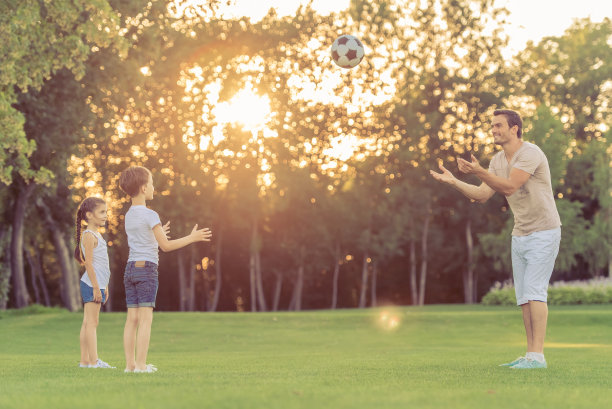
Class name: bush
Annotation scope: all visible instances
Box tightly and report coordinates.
[481,277,612,306]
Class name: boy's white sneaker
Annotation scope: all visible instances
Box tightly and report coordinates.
[133,364,157,373]
[91,359,116,369]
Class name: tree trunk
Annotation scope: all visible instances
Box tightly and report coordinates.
[358,252,369,308]
[26,248,41,304]
[30,244,50,307]
[288,263,304,311]
[288,247,305,311]
[272,272,282,312]
[371,260,378,308]
[210,227,223,312]
[10,183,35,308]
[463,219,476,304]
[409,238,418,305]
[0,227,11,310]
[177,250,187,311]
[188,245,196,311]
[249,251,257,312]
[39,201,80,311]
[418,209,431,306]
[330,242,341,309]
[255,239,267,311]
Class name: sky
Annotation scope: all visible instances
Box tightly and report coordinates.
[216,0,611,56]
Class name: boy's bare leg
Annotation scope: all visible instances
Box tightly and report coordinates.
[135,307,154,370]
[124,308,139,371]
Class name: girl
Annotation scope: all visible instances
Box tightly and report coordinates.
[74,197,115,369]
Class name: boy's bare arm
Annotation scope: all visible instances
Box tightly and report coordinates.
[153,224,211,252]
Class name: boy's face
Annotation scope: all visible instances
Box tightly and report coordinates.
[143,173,154,200]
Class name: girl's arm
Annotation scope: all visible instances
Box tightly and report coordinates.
[81,232,102,303]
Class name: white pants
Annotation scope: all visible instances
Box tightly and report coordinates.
[511,227,561,305]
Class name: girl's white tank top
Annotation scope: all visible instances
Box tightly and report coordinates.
[80,230,111,288]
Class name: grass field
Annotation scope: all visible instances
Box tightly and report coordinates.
[1,304,612,409]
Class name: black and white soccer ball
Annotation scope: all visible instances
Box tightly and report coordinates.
[330,35,365,69]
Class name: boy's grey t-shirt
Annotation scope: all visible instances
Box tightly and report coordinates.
[488,141,561,237]
[125,205,162,264]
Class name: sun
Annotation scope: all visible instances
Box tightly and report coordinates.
[211,84,275,138]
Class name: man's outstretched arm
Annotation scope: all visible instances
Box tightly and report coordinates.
[430,162,495,203]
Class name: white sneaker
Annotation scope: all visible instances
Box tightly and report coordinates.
[78,363,91,368]
[133,364,158,373]
[91,359,116,369]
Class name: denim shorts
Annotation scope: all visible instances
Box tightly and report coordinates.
[512,227,561,305]
[80,280,107,304]
[124,261,159,308]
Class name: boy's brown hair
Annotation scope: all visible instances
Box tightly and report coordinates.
[119,166,150,196]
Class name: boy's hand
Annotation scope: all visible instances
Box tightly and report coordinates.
[104,289,109,305]
[190,224,212,242]
[162,221,171,238]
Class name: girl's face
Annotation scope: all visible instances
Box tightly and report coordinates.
[86,203,108,228]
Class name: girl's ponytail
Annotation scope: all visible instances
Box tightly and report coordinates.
[74,208,84,264]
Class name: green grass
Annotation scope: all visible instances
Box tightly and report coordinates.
[1,305,612,409]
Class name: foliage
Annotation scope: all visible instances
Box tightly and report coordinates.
[481,278,612,306]
[0,0,126,185]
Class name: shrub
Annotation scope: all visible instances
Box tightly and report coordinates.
[481,277,612,305]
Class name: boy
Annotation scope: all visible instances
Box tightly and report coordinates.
[119,166,212,373]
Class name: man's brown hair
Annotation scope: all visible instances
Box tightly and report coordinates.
[494,109,522,138]
[119,166,150,196]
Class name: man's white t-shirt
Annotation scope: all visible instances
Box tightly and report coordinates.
[125,205,162,264]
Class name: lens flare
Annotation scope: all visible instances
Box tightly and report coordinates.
[378,309,400,331]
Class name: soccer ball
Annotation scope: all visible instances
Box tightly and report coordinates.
[331,35,365,69]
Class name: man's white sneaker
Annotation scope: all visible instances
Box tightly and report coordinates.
[133,364,157,373]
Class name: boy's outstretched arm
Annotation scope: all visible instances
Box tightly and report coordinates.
[153,224,212,252]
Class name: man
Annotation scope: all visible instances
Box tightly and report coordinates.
[430,109,561,369]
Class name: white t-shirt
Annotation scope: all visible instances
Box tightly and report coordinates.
[488,141,561,236]
[80,230,111,288]
[125,205,162,264]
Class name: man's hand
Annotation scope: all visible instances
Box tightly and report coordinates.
[457,154,484,175]
[430,162,457,185]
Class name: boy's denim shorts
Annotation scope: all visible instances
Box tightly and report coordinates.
[124,261,159,308]
[80,280,107,304]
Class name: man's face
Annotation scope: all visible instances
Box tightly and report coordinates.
[491,115,516,145]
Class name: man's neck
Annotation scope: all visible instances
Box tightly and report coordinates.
[131,195,146,206]
[503,138,524,162]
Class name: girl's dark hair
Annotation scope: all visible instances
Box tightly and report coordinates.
[74,197,106,264]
